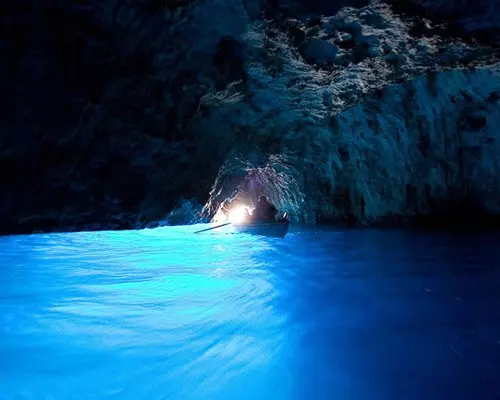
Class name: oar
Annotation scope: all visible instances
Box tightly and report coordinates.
[194,222,231,234]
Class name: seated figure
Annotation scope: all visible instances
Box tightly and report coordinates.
[252,195,277,222]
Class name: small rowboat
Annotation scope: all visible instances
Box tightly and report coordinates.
[232,219,289,238]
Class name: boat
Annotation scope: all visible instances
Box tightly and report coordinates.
[232,219,289,238]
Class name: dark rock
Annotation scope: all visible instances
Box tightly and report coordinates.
[385,49,406,65]
[463,114,488,131]
[337,32,355,49]
[353,42,373,63]
[299,38,339,65]
[85,223,102,231]
[213,35,247,84]
[306,17,322,28]
[358,8,390,28]
[273,0,370,18]
[487,91,500,103]
[166,199,203,225]
[388,0,500,45]
[287,22,306,46]
[166,0,193,11]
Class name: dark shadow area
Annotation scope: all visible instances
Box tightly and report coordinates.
[387,0,500,46]
[0,1,223,235]
[270,0,370,18]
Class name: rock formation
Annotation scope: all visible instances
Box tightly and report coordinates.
[1,0,500,233]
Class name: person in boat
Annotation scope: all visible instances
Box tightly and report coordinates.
[252,195,278,222]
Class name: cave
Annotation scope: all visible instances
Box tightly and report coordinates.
[1,0,500,234]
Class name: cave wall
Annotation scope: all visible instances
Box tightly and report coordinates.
[210,68,500,226]
[2,0,500,233]
[0,0,250,233]
[313,69,500,225]
[203,2,500,226]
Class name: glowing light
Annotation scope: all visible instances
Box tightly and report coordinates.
[212,209,229,224]
[228,206,250,224]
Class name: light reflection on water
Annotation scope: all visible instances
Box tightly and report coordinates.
[1,225,500,399]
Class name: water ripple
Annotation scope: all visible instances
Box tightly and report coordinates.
[1,227,500,399]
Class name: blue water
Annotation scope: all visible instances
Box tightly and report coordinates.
[1,225,500,400]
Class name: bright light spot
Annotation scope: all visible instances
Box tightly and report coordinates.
[212,209,229,224]
[228,206,249,224]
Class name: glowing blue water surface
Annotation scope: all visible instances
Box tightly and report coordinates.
[1,225,500,399]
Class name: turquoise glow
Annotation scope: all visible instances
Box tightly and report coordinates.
[1,226,500,399]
